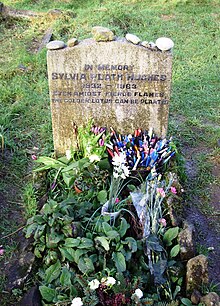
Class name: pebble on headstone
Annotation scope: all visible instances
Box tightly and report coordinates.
[125,33,141,45]
[67,37,78,47]
[186,254,209,295]
[148,41,157,50]
[92,26,115,42]
[46,40,65,50]
[156,37,174,51]
[141,41,149,48]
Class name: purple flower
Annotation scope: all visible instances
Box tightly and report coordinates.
[158,218,167,227]
[0,248,4,256]
[170,186,177,194]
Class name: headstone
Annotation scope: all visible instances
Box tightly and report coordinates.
[47,33,173,156]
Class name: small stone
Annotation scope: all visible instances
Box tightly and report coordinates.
[20,286,42,306]
[67,38,78,47]
[141,41,149,48]
[92,26,114,42]
[191,289,202,304]
[46,40,65,50]
[217,139,220,147]
[178,220,196,260]
[186,254,209,295]
[156,37,174,51]
[125,33,141,45]
[147,41,157,50]
[200,292,219,306]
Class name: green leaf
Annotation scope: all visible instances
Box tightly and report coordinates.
[44,260,61,284]
[118,218,130,237]
[112,252,126,272]
[64,238,80,248]
[102,222,112,235]
[39,286,56,302]
[97,190,108,204]
[62,172,75,187]
[170,244,180,258]
[181,298,193,306]
[74,249,88,263]
[125,237,137,253]
[78,256,95,274]
[60,267,72,286]
[25,222,38,238]
[95,236,110,251]
[105,230,119,239]
[34,156,66,169]
[78,237,94,249]
[173,285,181,299]
[59,247,75,262]
[163,227,179,246]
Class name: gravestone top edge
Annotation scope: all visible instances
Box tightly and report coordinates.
[47,37,173,56]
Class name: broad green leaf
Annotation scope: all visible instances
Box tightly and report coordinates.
[78,237,94,249]
[125,237,137,253]
[60,267,72,286]
[118,218,130,237]
[78,256,95,274]
[102,222,112,235]
[59,247,75,262]
[74,249,88,263]
[112,252,126,272]
[34,156,66,169]
[46,232,64,249]
[105,230,119,239]
[163,227,179,246]
[64,238,80,248]
[25,223,38,238]
[181,298,193,306]
[62,172,75,187]
[170,244,180,258]
[39,286,56,302]
[44,260,61,284]
[95,236,110,251]
[97,190,108,204]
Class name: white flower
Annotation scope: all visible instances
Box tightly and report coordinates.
[106,276,116,286]
[66,149,72,160]
[71,297,83,306]
[88,279,100,290]
[89,154,101,163]
[134,288,143,299]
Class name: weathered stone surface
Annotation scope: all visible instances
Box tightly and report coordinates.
[200,292,220,306]
[47,37,173,155]
[67,37,78,47]
[92,26,115,42]
[125,33,141,45]
[46,40,65,50]
[186,254,209,295]
[19,286,42,306]
[191,289,202,304]
[179,220,196,260]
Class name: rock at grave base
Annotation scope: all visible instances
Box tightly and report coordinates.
[6,251,35,290]
[46,40,65,50]
[186,254,209,295]
[178,220,196,261]
[156,37,174,51]
[125,33,141,45]
[92,26,115,42]
[200,292,220,306]
[67,37,78,47]
[191,289,202,304]
[19,286,42,306]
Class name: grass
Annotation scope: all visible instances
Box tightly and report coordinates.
[0,0,220,304]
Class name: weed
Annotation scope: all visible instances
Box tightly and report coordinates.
[23,183,37,219]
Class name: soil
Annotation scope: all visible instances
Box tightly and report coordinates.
[182,144,220,288]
